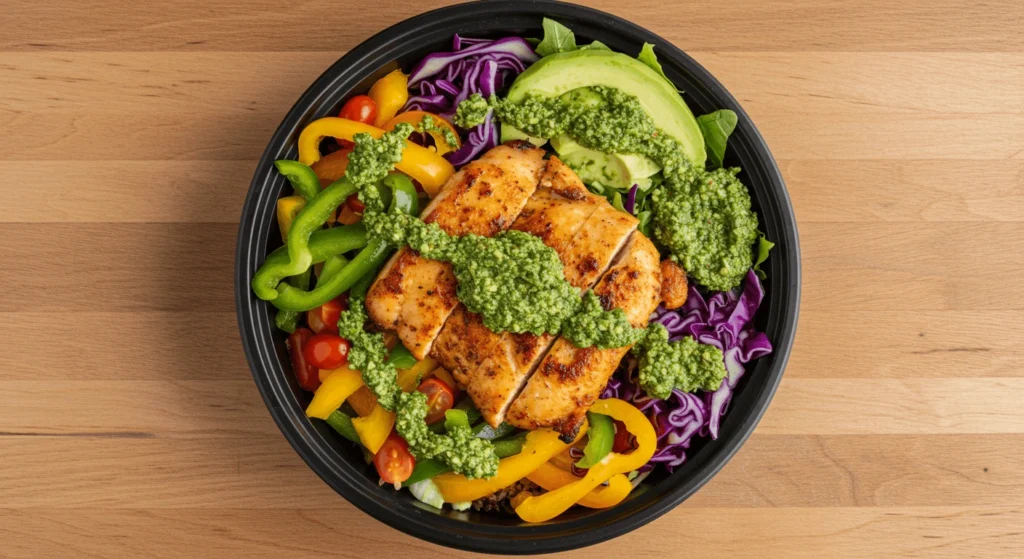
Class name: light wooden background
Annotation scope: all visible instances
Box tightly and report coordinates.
[2,0,1022,557]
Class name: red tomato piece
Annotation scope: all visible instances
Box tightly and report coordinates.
[345,193,366,214]
[417,378,455,425]
[339,95,378,125]
[302,333,350,369]
[373,433,415,485]
[306,295,349,334]
[612,419,636,454]
[286,328,320,392]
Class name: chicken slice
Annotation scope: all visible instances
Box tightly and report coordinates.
[433,158,641,427]
[365,142,545,359]
[505,232,662,440]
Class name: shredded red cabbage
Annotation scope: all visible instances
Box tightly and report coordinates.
[601,270,772,472]
[623,184,639,215]
[404,35,538,166]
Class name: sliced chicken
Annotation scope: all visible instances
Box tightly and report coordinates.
[365,142,545,359]
[433,157,639,427]
[505,232,662,440]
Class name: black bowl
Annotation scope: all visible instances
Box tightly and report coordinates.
[235,0,800,553]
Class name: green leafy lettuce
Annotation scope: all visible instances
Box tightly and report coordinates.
[696,109,738,169]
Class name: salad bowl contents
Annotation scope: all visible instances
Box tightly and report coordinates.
[237,2,798,553]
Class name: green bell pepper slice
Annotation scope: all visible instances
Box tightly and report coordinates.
[574,411,614,469]
[274,159,321,201]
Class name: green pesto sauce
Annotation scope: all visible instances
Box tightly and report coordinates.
[417,115,460,150]
[347,123,413,188]
[453,93,491,129]
[459,87,758,291]
[336,297,499,479]
[650,167,759,291]
[562,291,646,349]
[632,324,727,399]
[365,204,638,340]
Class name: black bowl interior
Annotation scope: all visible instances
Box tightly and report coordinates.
[235,0,800,553]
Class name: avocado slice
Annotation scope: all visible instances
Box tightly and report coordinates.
[500,49,706,166]
[550,134,660,189]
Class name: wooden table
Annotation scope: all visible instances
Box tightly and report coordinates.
[2,0,1022,556]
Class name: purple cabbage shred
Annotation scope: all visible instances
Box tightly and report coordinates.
[403,35,538,166]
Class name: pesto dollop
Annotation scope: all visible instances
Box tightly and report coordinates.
[562,291,645,349]
[453,93,491,129]
[632,324,727,399]
[347,122,413,188]
[460,86,759,290]
[336,297,499,479]
[650,167,759,291]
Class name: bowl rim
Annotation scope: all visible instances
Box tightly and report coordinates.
[235,0,801,553]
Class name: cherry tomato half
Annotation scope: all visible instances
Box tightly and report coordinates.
[612,419,636,454]
[339,95,378,125]
[417,378,455,425]
[302,333,350,369]
[306,295,349,334]
[373,433,415,485]
[286,328,320,392]
[345,193,365,214]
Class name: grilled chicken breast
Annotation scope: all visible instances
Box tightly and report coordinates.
[433,157,639,427]
[505,232,662,439]
[365,142,545,359]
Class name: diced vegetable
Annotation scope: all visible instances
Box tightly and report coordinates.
[408,479,445,509]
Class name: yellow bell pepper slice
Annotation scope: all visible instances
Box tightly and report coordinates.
[368,69,409,127]
[396,358,438,392]
[297,117,454,196]
[305,366,364,420]
[352,404,396,454]
[384,110,461,156]
[433,424,588,503]
[527,462,632,509]
[514,399,656,522]
[276,196,306,242]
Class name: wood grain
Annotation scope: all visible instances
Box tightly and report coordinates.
[1,0,1022,557]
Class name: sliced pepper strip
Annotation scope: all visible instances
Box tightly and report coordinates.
[305,366,364,420]
[297,117,453,196]
[384,110,461,156]
[267,175,418,312]
[352,404,395,454]
[368,69,409,127]
[252,177,360,300]
[514,399,656,522]
[432,424,588,503]
[527,463,632,509]
[252,223,368,302]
